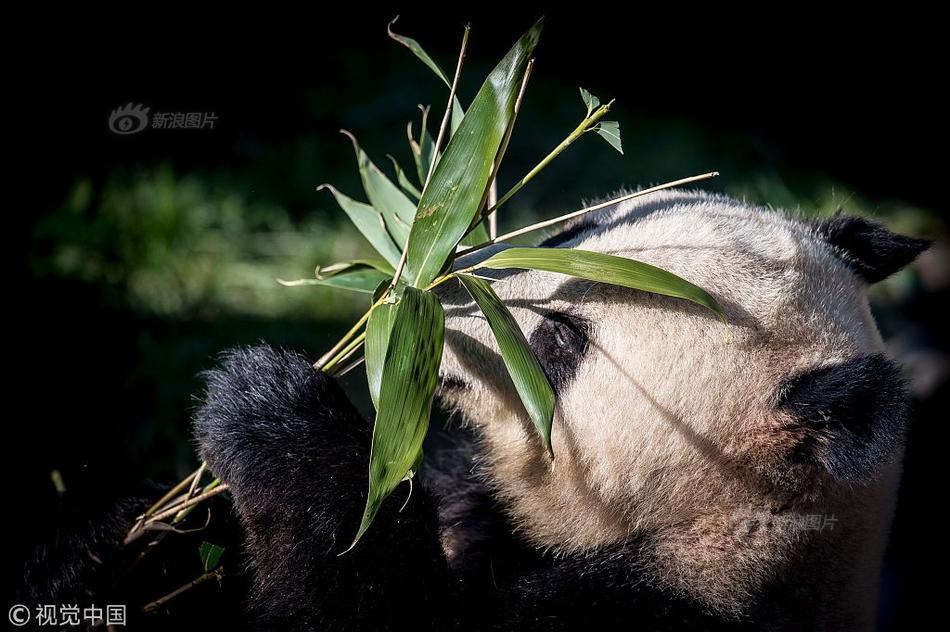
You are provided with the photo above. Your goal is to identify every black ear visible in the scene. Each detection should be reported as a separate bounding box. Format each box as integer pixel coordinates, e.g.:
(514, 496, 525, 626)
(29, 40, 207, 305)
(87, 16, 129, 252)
(815, 213, 930, 283)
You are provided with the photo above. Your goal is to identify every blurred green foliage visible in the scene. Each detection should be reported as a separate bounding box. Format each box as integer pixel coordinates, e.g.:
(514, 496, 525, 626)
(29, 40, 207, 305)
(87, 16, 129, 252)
(33, 165, 375, 322)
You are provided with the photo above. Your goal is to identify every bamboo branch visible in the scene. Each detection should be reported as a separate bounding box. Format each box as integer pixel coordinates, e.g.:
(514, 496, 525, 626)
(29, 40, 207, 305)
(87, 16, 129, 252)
(142, 569, 223, 614)
(425, 25, 469, 187)
(144, 485, 230, 526)
(478, 58, 535, 238)
(456, 172, 720, 258)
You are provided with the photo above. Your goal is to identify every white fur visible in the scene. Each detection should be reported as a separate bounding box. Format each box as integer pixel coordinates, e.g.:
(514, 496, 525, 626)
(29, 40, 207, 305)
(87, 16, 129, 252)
(435, 190, 902, 627)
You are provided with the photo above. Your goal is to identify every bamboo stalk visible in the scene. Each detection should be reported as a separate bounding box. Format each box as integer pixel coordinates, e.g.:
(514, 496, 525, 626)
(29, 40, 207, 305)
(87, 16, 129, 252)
(457, 172, 720, 258)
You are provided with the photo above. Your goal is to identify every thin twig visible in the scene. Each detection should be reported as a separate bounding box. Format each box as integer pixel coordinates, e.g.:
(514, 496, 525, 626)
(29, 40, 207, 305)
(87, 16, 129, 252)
(488, 181, 498, 238)
(144, 485, 230, 525)
(186, 462, 206, 499)
(313, 308, 372, 370)
(142, 569, 223, 614)
(142, 467, 201, 520)
(479, 58, 534, 238)
(488, 97, 613, 218)
(426, 25, 469, 187)
(334, 354, 366, 377)
(323, 335, 366, 375)
(456, 172, 720, 258)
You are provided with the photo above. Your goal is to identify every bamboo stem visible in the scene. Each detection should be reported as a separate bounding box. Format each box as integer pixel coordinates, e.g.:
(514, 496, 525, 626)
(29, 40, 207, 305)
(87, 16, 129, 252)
(143, 569, 223, 614)
(425, 25, 469, 187)
(491, 99, 613, 215)
(457, 172, 720, 258)
(145, 484, 229, 525)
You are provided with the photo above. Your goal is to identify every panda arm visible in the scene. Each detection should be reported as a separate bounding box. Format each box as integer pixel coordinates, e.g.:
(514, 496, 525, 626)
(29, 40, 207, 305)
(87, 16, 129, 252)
(194, 345, 454, 631)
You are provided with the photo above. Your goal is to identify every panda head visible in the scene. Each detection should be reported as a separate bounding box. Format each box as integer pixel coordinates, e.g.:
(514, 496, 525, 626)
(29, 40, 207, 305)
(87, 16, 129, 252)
(434, 189, 927, 612)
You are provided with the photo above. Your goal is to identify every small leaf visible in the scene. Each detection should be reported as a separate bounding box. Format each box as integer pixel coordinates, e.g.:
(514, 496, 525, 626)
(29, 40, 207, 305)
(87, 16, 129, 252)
(278, 268, 392, 294)
(388, 18, 466, 134)
(318, 185, 403, 266)
(478, 247, 724, 320)
(317, 258, 395, 278)
(365, 299, 398, 409)
(458, 274, 555, 454)
(594, 121, 623, 154)
(351, 287, 445, 548)
(386, 155, 421, 200)
(198, 541, 225, 572)
(342, 130, 415, 247)
(579, 87, 600, 113)
(407, 108, 439, 188)
(404, 20, 543, 289)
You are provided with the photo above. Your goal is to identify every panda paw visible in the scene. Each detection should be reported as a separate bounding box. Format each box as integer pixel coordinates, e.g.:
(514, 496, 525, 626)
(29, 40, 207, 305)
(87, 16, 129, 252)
(193, 345, 370, 496)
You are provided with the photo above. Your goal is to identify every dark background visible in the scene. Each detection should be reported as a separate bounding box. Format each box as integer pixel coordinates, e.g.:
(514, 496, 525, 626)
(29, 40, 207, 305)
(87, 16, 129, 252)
(7, 7, 946, 628)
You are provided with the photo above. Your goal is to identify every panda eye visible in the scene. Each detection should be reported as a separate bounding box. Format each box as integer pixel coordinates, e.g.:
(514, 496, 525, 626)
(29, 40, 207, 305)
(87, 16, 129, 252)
(528, 312, 591, 394)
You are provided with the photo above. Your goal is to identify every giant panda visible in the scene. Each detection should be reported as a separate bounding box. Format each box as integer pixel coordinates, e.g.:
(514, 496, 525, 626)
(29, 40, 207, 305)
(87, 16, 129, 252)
(21, 189, 928, 630)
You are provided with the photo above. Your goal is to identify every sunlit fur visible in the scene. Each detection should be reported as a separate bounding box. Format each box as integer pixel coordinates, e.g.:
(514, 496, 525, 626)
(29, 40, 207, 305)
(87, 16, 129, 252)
(435, 190, 909, 628)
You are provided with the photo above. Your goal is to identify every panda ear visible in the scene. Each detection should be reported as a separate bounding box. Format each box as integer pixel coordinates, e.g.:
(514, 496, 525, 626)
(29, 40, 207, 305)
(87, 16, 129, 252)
(815, 212, 930, 283)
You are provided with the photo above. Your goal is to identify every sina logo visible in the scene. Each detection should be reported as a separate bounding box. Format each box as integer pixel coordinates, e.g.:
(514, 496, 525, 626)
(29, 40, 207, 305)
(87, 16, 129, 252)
(109, 103, 150, 135)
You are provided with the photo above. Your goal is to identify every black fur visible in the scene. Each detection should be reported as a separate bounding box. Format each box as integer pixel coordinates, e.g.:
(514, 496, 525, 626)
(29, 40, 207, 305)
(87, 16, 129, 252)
(815, 213, 930, 283)
(538, 220, 596, 248)
(528, 311, 591, 394)
(193, 346, 450, 631)
(778, 353, 908, 479)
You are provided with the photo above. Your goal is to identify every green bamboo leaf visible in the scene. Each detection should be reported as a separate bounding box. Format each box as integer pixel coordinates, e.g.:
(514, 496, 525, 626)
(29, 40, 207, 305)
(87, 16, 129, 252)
(478, 247, 725, 320)
(365, 299, 398, 409)
(458, 274, 555, 455)
(278, 268, 392, 294)
(462, 220, 491, 246)
(407, 109, 439, 188)
(317, 258, 395, 278)
(317, 185, 403, 266)
(388, 18, 465, 134)
(579, 87, 600, 114)
(404, 20, 543, 288)
(351, 287, 444, 548)
(342, 130, 415, 247)
(594, 121, 623, 154)
(386, 155, 422, 200)
(198, 541, 225, 572)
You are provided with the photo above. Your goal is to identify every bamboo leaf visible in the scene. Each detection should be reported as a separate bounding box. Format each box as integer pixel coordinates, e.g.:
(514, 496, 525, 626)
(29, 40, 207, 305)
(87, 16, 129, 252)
(318, 185, 403, 266)
(407, 109, 439, 188)
(388, 18, 465, 134)
(478, 247, 725, 320)
(579, 87, 600, 114)
(342, 131, 416, 247)
(278, 268, 392, 294)
(458, 274, 555, 454)
(386, 155, 422, 200)
(404, 20, 543, 288)
(198, 541, 225, 572)
(317, 258, 395, 278)
(351, 287, 444, 548)
(365, 299, 398, 409)
(594, 121, 623, 154)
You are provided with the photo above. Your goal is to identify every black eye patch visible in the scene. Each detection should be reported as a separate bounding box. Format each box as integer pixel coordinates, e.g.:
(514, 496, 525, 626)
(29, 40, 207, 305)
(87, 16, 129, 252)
(528, 312, 591, 394)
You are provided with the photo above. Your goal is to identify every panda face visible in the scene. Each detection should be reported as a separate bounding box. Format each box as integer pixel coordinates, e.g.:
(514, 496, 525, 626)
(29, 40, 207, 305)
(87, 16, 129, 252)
(435, 191, 923, 603)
